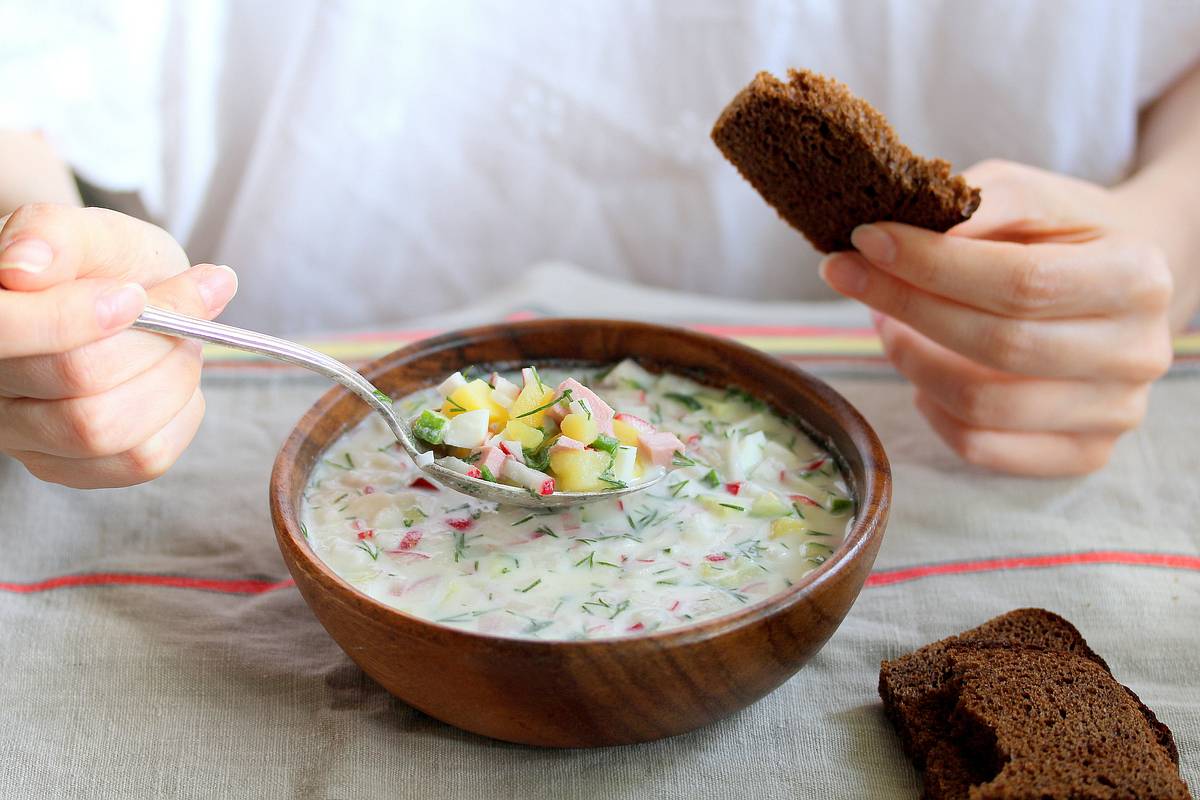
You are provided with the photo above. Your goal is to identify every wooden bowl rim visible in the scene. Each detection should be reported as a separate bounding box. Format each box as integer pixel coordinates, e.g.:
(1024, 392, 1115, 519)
(270, 318, 891, 651)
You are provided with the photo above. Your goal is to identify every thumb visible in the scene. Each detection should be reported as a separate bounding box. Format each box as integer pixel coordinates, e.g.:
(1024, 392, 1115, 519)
(949, 159, 1109, 243)
(0, 278, 147, 358)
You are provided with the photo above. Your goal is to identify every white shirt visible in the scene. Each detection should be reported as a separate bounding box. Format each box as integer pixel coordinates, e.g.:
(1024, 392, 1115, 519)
(3, 0, 1200, 333)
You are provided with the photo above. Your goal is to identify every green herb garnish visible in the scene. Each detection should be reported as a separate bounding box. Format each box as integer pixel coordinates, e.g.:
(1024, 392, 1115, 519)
(668, 480, 689, 497)
(671, 451, 695, 467)
(827, 496, 853, 515)
(517, 578, 542, 593)
(515, 388, 573, 419)
(664, 392, 702, 411)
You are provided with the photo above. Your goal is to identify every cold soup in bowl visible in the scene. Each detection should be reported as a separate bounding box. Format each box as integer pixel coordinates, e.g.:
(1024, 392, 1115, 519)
(301, 360, 854, 640)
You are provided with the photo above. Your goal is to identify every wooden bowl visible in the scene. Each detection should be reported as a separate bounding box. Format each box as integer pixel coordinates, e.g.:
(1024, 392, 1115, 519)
(270, 319, 891, 747)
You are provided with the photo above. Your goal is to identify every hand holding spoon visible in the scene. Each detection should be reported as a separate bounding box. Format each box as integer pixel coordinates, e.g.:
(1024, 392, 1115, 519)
(132, 306, 663, 508)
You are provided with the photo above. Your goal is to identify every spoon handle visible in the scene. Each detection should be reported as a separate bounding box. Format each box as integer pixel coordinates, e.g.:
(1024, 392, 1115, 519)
(132, 306, 414, 447)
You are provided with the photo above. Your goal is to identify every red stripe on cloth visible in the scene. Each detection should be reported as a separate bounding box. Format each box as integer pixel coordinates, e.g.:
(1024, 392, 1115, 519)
(0, 573, 295, 595)
(865, 550, 1200, 588)
(4, 551, 1197, 597)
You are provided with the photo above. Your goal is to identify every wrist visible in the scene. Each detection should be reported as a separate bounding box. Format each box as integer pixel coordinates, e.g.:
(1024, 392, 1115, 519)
(1115, 163, 1200, 332)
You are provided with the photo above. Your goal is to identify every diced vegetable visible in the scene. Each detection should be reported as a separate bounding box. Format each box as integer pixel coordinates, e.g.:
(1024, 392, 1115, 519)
(549, 448, 613, 492)
(491, 387, 517, 410)
(701, 468, 721, 488)
(599, 358, 655, 390)
(490, 373, 521, 399)
(591, 433, 620, 455)
(436, 371, 468, 397)
(500, 458, 556, 496)
(444, 379, 507, 427)
(611, 444, 638, 482)
(443, 409, 489, 448)
(698, 495, 745, 518)
(560, 413, 599, 446)
(508, 382, 558, 426)
(769, 517, 808, 539)
(412, 409, 450, 445)
(502, 419, 544, 450)
(612, 418, 641, 447)
(725, 430, 766, 481)
(750, 491, 790, 518)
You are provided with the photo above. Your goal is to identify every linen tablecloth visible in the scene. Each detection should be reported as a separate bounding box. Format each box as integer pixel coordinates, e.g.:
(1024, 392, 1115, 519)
(3, 262, 1197, 799)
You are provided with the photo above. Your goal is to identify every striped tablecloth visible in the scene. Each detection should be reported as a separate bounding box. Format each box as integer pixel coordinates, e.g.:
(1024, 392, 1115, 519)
(2, 263, 1196, 799)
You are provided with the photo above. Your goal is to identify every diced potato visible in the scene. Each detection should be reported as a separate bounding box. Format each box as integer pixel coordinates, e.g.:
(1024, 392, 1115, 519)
(502, 419, 544, 450)
(612, 418, 641, 447)
(698, 495, 747, 519)
(750, 491, 790, 518)
(444, 379, 508, 426)
(560, 413, 598, 446)
(508, 383, 557, 427)
(769, 517, 808, 540)
(549, 448, 612, 492)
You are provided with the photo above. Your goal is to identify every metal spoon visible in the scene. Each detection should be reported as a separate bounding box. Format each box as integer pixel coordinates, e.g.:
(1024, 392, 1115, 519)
(132, 306, 664, 508)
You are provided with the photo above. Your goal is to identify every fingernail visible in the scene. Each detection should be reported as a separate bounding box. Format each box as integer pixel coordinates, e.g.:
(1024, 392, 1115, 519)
(0, 238, 54, 273)
(819, 253, 869, 296)
(196, 264, 238, 311)
(96, 282, 146, 329)
(850, 224, 895, 266)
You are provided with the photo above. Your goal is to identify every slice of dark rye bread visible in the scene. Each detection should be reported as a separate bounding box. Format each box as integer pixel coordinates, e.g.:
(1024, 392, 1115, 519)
(878, 609, 1190, 800)
(711, 69, 981, 253)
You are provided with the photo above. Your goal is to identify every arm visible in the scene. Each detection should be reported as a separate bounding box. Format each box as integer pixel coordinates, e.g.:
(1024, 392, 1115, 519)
(0, 130, 82, 215)
(1121, 58, 1200, 330)
(818, 59, 1200, 477)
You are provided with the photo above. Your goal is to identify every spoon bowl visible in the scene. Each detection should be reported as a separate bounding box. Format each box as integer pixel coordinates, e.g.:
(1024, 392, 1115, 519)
(132, 306, 662, 507)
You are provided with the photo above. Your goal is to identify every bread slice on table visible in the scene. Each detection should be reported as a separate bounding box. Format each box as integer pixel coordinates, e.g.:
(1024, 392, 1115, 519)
(878, 608, 1190, 800)
(711, 69, 980, 253)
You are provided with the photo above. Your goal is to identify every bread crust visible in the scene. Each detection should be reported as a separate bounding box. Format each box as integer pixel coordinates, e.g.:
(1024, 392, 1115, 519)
(711, 69, 980, 253)
(878, 609, 1190, 800)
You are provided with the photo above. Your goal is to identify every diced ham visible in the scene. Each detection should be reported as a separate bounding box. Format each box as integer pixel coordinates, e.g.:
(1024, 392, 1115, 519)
(637, 430, 686, 468)
(476, 446, 506, 478)
(500, 458, 556, 496)
(549, 435, 584, 455)
(555, 378, 614, 435)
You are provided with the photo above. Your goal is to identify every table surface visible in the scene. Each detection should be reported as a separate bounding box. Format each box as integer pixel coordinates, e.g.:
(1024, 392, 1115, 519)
(3, 263, 1197, 800)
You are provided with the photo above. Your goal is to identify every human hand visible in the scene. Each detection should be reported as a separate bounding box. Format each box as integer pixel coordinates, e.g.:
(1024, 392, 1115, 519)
(0, 204, 238, 487)
(819, 160, 1175, 477)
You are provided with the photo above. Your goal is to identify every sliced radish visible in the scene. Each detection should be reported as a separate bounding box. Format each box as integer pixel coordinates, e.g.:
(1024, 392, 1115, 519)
(436, 371, 468, 397)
